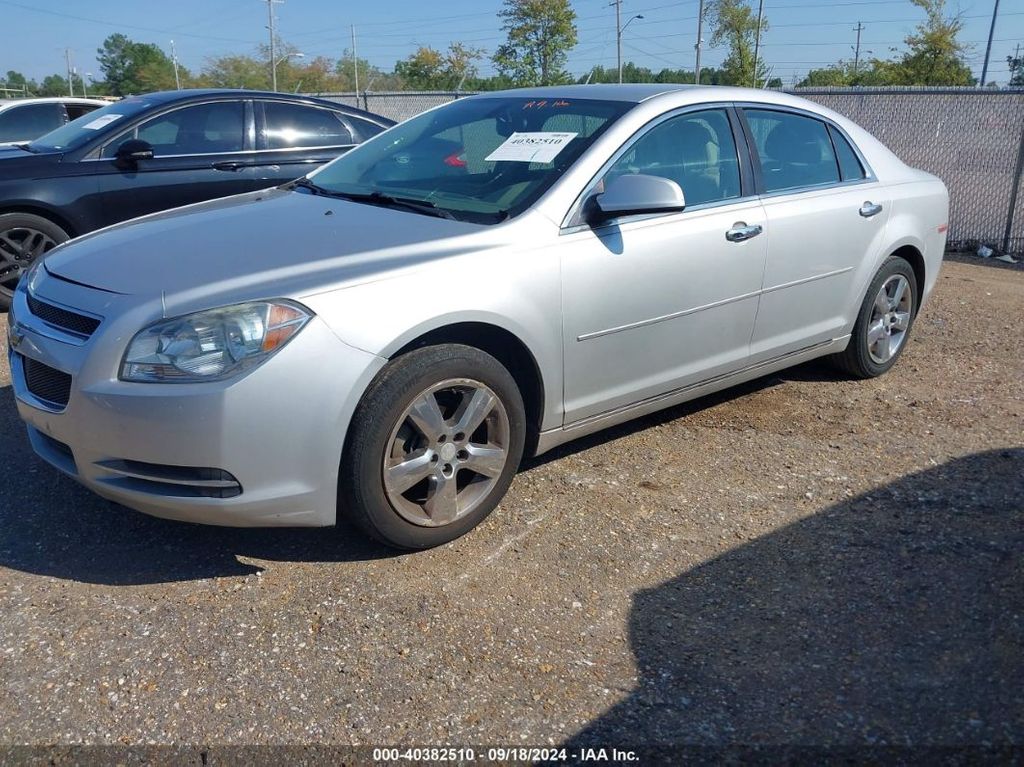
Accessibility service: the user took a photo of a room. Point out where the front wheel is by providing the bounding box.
[832,255,918,378]
[339,344,526,549]
[0,212,70,310]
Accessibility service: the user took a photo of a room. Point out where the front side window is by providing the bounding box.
[0,103,64,142]
[262,103,353,149]
[103,101,245,157]
[745,108,840,192]
[306,96,633,223]
[602,108,742,208]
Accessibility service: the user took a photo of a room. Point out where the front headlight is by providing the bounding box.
[120,300,311,383]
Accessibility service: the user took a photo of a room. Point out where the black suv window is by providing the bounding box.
[347,115,386,142]
[0,103,64,142]
[604,108,742,207]
[262,102,353,149]
[104,101,245,157]
[745,108,840,192]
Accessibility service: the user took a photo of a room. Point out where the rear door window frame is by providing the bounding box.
[254,100,359,152]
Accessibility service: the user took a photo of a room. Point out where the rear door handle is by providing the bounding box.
[725,223,763,242]
[212,161,244,172]
[859,201,883,218]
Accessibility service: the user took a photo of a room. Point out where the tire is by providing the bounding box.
[832,255,918,379]
[0,212,70,311]
[339,344,526,549]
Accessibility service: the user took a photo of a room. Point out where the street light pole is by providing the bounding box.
[695,0,704,85]
[980,0,1000,87]
[751,0,765,88]
[265,0,284,92]
[611,0,623,84]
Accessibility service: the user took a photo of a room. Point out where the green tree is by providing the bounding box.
[395,44,485,90]
[97,33,178,95]
[1,70,38,95]
[199,54,270,90]
[1009,50,1024,87]
[891,0,973,85]
[710,0,770,87]
[37,74,70,97]
[493,0,578,86]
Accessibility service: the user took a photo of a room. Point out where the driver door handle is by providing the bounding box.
[212,161,244,172]
[859,201,884,218]
[725,223,763,242]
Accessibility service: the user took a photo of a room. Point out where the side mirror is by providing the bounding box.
[114,139,154,167]
[589,173,686,224]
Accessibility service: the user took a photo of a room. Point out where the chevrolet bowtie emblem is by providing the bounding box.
[8,323,24,349]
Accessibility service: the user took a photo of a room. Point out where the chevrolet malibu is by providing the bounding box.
[8,85,948,549]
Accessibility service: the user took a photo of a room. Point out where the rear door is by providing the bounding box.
[741,106,891,362]
[89,99,260,227]
[249,100,360,187]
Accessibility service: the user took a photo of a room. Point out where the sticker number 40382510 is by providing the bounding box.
[484,132,578,164]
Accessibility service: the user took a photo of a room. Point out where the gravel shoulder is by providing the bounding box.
[0,259,1021,746]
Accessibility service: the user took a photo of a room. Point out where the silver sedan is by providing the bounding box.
[7,84,949,548]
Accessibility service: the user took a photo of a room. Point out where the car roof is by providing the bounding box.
[0,96,107,109]
[116,89,395,124]
[473,83,696,103]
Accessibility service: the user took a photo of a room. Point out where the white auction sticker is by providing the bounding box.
[81,114,124,130]
[485,132,577,163]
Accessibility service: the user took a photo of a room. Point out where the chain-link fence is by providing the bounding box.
[315,88,1024,255]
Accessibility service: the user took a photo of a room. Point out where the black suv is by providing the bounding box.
[0,89,394,308]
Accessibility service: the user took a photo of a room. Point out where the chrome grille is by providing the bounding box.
[27,294,101,338]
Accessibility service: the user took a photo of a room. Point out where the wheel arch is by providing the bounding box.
[389,321,547,455]
[889,243,926,312]
[0,203,78,238]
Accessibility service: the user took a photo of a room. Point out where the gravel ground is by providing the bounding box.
[0,258,1020,748]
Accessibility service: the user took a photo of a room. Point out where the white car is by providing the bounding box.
[0,97,106,146]
[8,85,948,548]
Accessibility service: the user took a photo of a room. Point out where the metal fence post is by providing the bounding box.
[1003,116,1024,255]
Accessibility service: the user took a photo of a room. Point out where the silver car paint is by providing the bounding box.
[10,85,949,526]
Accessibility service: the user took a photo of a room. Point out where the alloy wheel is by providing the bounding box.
[866,274,913,364]
[382,378,511,527]
[0,227,59,290]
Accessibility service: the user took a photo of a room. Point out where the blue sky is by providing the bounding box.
[1,0,1022,87]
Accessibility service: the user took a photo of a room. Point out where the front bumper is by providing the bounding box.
[8,271,385,527]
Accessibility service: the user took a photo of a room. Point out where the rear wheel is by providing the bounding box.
[339,344,526,549]
[0,213,70,310]
[832,255,917,378]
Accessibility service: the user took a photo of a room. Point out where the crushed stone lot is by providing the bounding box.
[0,258,1020,747]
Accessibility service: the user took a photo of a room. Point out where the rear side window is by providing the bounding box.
[65,103,101,121]
[745,108,840,192]
[829,125,865,181]
[262,102,353,149]
[0,103,64,142]
[347,115,386,142]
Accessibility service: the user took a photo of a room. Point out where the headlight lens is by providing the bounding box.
[120,300,311,383]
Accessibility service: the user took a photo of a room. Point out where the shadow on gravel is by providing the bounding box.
[0,386,395,586]
[567,448,1024,748]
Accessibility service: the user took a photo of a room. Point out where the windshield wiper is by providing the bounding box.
[330,190,457,220]
[15,143,39,153]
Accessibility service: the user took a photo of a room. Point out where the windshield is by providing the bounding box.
[28,97,154,152]
[305,96,633,224]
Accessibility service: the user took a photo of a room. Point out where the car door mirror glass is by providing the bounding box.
[591,173,686,224]
[115,139,155,165]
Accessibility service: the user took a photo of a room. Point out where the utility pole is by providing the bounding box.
[852,22,865,75]
[265,0,284,92]
[611,0,623,84]
[980,0,1000,87]
[351,25,359,98]
[751,0,764,88]
[170,39,182,89]
[695,0,704,85]
[64,48,74,97]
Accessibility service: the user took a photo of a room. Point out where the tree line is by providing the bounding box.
[2,0,1018,99]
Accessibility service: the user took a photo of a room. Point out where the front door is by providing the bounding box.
[560,107,768,424]
[89,99,260,228]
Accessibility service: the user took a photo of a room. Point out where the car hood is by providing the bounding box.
[42,187,492,309]
[0,144,59,168]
